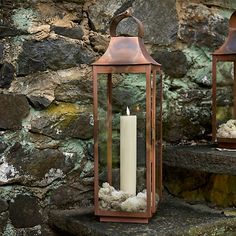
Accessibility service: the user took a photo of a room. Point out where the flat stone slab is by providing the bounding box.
[163,144,236,175]
[49,194,236,236]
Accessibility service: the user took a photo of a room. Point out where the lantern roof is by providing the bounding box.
[213,11,236,55]
[92,8,160,66]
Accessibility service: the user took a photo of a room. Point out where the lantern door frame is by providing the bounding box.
[212,54,236,148]
[92,64,162,223]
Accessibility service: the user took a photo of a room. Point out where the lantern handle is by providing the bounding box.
[109,8,144,38]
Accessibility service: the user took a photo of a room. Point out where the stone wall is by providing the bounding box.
[0,0,235,235]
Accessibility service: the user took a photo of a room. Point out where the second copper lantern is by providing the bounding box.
[92,9,163,223]
[212,11,236,148]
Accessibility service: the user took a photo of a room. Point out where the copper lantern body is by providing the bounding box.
[212,11,236,148]
[92,9,163,223]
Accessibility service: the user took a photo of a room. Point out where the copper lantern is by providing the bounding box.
[92,9,163,223]
[212,11,236,148]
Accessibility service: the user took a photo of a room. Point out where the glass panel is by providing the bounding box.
[155,71,162,200]
[97,73,148,213]
[216,62,235,138]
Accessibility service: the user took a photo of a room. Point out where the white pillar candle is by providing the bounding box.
[120,107,137,195]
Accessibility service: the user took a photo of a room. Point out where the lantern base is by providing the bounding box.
[99,216,149,223]
[217,137,236,149]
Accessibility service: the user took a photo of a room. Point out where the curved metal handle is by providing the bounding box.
[109,8,144,38]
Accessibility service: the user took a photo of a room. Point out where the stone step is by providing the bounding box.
[163,144,236,175]
[48,193,236,236]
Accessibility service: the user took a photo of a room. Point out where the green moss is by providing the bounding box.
[46,103,80,115]
[206,175,236,207]
[45,102,91,131]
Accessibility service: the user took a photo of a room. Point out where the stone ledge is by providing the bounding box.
[48,193,236,236]
[163,144,236,175]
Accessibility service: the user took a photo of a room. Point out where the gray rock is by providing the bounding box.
[151,50,189,78]
[89,0,178,45]
[48,193,236,236]
[50,183,93,209]
[5,142,75,186]
[9,194,42,228]
[0,142,8,154]
[41,225,61,236]
[55,79,93,104]
[89,33,109,53]
[163,145,236,175]
[15,226,45,236]
[200,0,236,9]
[30,103,93,140]
[0,94,29,130]
[0,199,8,213]
[0,24,24,38]
[163,85,211,142]
[0,212,8,235]
[16,39,97,76]
[10,71,60,110]
[28,133,60,150]
[179,3,228,48]
[0,44,3,61]
[51,26,84,40]
[88,0,127,34]
[28,95,54,110]
[62,0,86,3]
[0,62,15,89]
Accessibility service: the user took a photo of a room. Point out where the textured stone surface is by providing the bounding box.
[10,71,60,109]
[88,0,127,33]
[50,183,93,209]
[163,144,236,175]
[9,195,42,228]
[164,165,236,207]
[5,142,75,186]
[199,0,236,9]
[0,212,8,235]
[0,94,29,130]
[0,142,8,154]
[49,193,236,236]
[152,50,189,78]
[28,133,60,150]
[0,24,23,38]
[16,39,96,76]
[0,62,15,89]
[50,155,94,209]
[30,103,93,140]
[89,33,109,53]
[89,0,178,45]
[178,3,228,48]
[51,26,84,40]
[0,44,4,61]
[55,77,93,104]
[163,86,211,142]
[0,199,8,213]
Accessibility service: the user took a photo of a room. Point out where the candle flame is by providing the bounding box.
[126,107,130,116]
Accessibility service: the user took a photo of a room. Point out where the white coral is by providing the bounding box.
[217,119,236,138]
[120,190,147,212]
[98,182,158,212]
[98,182,132,211]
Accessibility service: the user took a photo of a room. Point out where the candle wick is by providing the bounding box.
[126,107,130,116]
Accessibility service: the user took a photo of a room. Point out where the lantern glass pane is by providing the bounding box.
[216,62,234,131]
[97,73,149,213]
